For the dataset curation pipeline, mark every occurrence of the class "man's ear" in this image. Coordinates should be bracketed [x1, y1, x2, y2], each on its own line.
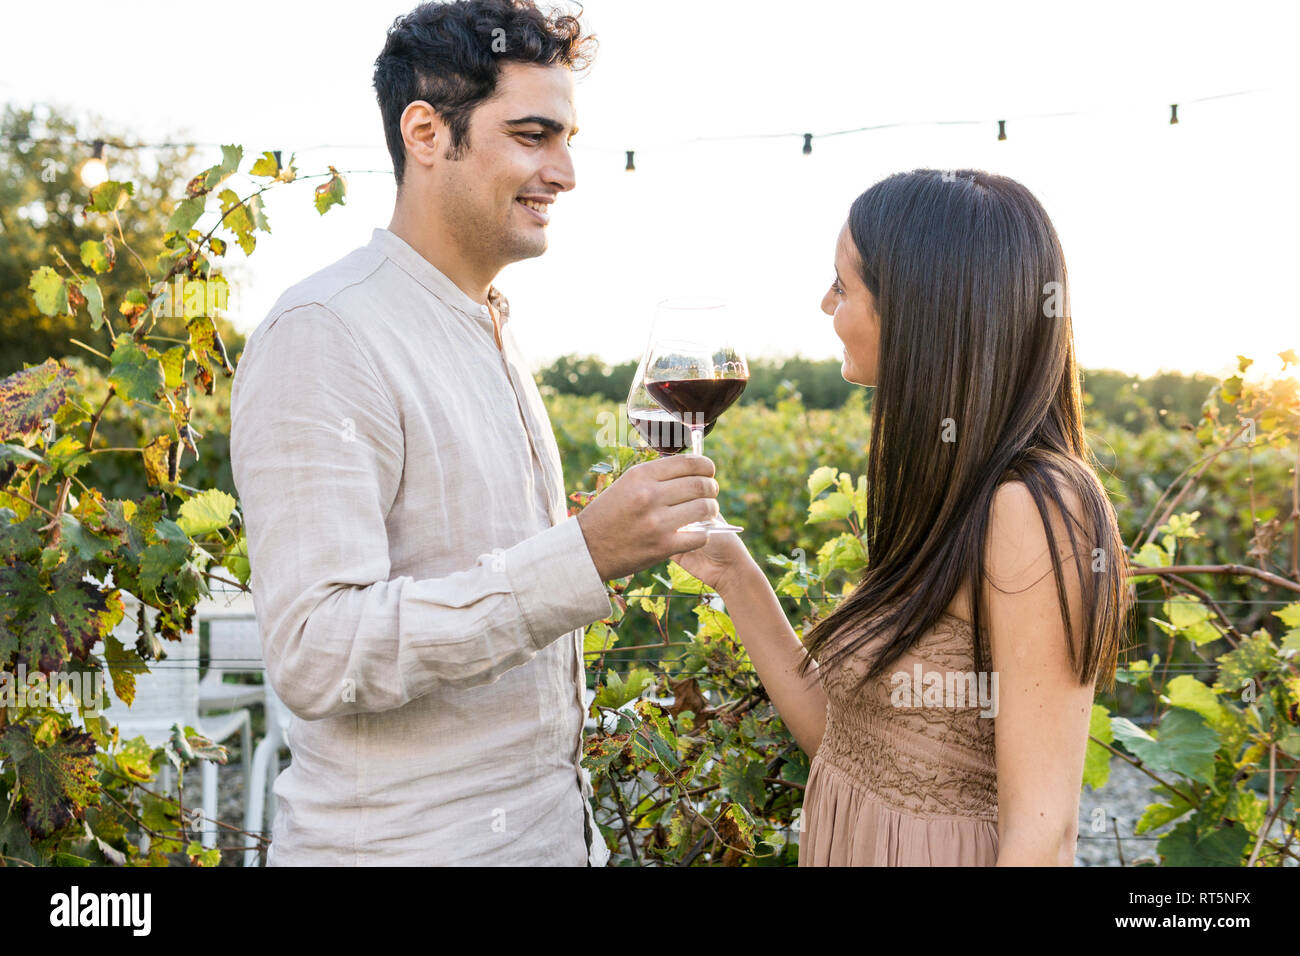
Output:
[399, 100, 445, 175]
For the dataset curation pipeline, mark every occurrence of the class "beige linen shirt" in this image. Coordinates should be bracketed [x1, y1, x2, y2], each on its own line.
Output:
[229, 226, 613, 866]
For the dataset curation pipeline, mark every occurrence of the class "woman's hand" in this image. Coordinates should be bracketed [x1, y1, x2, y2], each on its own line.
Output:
[670, 521, 761, 596]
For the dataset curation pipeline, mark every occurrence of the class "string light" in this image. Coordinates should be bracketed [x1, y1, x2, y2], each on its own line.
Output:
[2, 86, 1268, 174]
[78, 138, 108, 188]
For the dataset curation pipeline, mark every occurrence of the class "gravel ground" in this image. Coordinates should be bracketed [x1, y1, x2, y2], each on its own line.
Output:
[174, 739, 283, 867]
[1076, 758, 1173, 865]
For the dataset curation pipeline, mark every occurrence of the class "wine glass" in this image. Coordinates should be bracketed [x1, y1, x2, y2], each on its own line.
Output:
[642, 297, 749, 534]
[626, 349, 713, 457]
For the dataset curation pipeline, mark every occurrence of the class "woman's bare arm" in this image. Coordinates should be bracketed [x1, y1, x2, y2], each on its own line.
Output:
[718, 562, 829, 757]
[984, 480, 1093, 866]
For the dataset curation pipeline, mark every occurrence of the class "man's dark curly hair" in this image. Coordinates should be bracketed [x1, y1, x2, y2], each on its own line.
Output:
[373, 0, 596, 188]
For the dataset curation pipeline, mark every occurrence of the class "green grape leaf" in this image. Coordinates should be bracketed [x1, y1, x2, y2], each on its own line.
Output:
[78, 239, 113, 274]
[222, 529, 250, 586]
[313, 166, 347, 214]
[719, 758, 767, 812]
[248, 150, 298, 183]
[217, 188, 258, 254]
[808, 491, 853, 524]
[1273, 602, 1300, 656]
[816, 533, 867, 576]
[186, 842, 221, 867]
[1164, 674, 1230, 730]
[176, 488, 237, 537]
[138, 517, 190, 601]
[114, 735, 155, 782]
[1158, 819, 1249, 867]
[107, 335, 165, 406]
[1163, 596, 1221, 646]
[1135, 793, 1194, 834]
[0, 358, 75, 440]
[202, 144, 242, 190]
[780, 748, 810, 786]
[159, 345, 187, 390]
[583, 620, 619, 655]
[665, 560, 711, 595]
[80, 277, 105, 330]
[58, 513, 114, 561]
[1129, 542, 1171, 581]
[692, 602, 737, 642]
[28, 266, 68, 316]
[0, 722, 101, 840]
[167, 195, 206, 235]
[249, 150, 280, 177]
[103, 629, 139, 707]
[1111, 709, 1219, 785]
[807, 465, 838, 498]
[86, 180, 133, 213]
[595, 667, 654, 709]
[1082, 703, 1113, 790]
[1214, 634, 1281, 695]
[0, 562, 125, 673]
[118, 288, 148, 329]
[0, 507, 46, 562]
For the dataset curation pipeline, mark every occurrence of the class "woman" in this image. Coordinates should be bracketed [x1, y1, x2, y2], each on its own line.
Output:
[673, 168, 1133, 866]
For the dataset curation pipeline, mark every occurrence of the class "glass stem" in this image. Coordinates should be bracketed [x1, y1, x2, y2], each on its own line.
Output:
[689, 423, 704, 457]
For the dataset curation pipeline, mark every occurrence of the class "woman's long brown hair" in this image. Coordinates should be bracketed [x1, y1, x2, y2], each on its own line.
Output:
[797, 168, 1134, 695]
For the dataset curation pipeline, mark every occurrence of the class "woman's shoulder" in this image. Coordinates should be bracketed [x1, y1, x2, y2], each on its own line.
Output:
[985, 473, 1088, 587]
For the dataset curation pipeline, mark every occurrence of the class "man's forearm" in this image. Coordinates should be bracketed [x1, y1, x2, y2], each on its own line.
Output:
[256, 516, 611, 721]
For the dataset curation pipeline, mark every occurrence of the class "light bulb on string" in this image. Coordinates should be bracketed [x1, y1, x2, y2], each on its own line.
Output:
[802, 133, 812, 155]
[997, 120, 1006, 141]
[1169, 104, 1179, 125]
[79, 139, 108, 188]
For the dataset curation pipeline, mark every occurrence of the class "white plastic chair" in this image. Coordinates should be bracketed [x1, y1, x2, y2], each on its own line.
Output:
[199, 615, 264, 714]
[160, 579, 290, 867]
[242, 680, 293, 866]
[88, 587, 253, 851]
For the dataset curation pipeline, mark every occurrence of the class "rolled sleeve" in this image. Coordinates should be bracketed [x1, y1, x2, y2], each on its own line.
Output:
[501, 515, 612, 651]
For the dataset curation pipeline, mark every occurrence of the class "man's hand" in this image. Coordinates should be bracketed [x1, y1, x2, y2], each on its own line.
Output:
[576, 455, 719, 581]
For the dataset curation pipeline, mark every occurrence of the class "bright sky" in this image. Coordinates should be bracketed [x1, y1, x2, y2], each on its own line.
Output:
[5, 0, 1297, 379]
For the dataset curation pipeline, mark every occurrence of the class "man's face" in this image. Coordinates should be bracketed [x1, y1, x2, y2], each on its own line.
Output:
[432, 61, 577, 267]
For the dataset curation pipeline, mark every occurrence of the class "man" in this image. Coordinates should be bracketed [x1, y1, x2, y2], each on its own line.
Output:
[228, 0, 720, 866]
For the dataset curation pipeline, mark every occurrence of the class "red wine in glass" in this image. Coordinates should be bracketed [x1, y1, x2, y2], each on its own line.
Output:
[629, 409, 715, 455]
[645, 378, 746, 427]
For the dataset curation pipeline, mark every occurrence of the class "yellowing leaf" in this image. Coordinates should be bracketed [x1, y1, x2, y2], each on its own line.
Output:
[176, 488, 237, 537]
[29, 266, 68, 316]
[87, 180, 133, 213]
[807, 465, 837, 498]
[314, 166, 348, 214]
[78, 239, 113, 274]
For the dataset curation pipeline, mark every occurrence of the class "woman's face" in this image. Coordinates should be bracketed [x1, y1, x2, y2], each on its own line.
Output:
[821, 222, 881, 387]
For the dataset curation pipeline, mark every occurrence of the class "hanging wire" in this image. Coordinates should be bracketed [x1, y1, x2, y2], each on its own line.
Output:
[0, 86, 1274, 159]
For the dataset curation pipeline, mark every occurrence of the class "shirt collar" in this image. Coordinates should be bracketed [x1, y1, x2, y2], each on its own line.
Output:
[368, 227, 510, 331]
